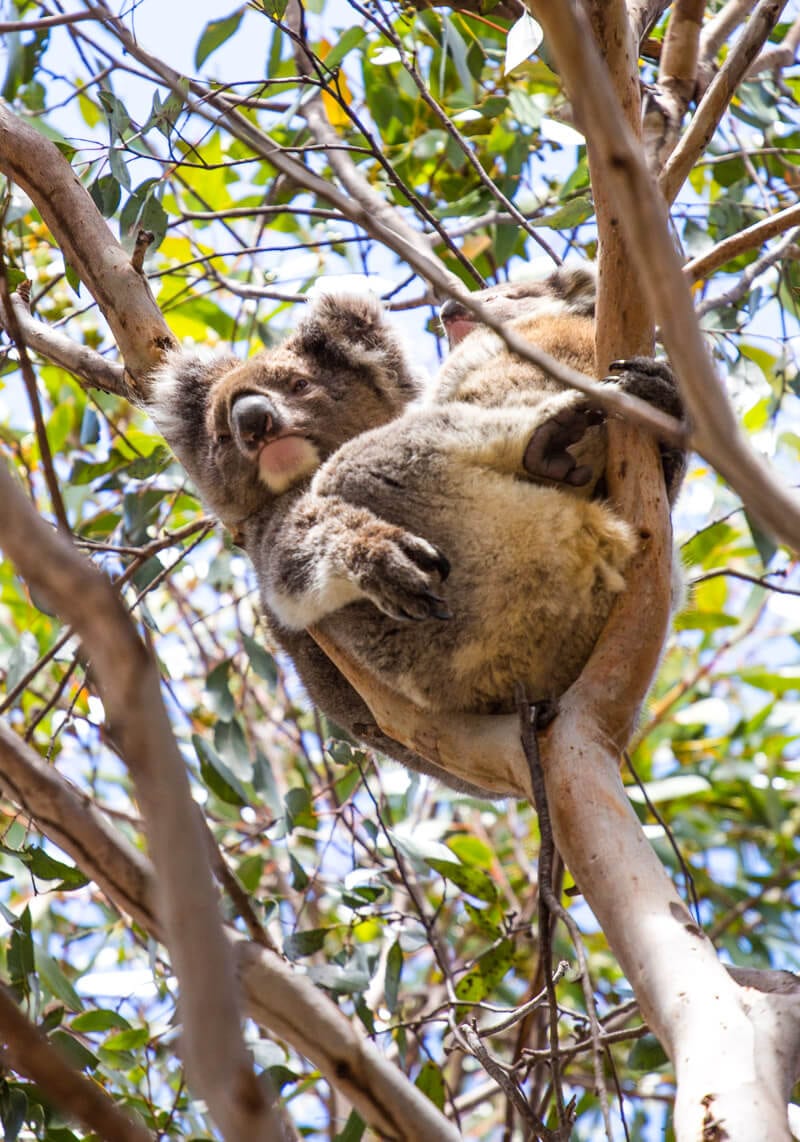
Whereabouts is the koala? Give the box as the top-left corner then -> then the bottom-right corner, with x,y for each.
148,270 -> 684,794
148,295 -> 466,788
434,266 -> 686,501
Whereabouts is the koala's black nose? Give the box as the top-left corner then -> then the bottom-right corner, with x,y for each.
231,393 -> 275,449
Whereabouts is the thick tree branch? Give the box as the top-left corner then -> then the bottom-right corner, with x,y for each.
643,0 -> 703,170
0,465 -> 280,1142
0,712 -> 463,1140
0,983 -> 153,1142
510,4 -> 800,1138
660,0 -> 789,203
748,12 -> 800,72
0,290 -> 129,396
0,720 -> 159,937
627,0 -> 672,43
0,104 -> 175,388
236,941 -> 462,1142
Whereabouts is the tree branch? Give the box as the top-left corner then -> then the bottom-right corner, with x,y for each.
0,104 -> 175,389
694,225 -> 799,317
684,201 -> 800,281
0,464 -> 280,1142
0,983 -> 153,1142
748,11 -> 800,72
660,0 -> 789,203
0,721 -> 463,1140
0,290 -> 130,397
236,941 -> 462,1142
0,720 -> 160,937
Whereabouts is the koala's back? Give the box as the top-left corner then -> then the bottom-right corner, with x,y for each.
432,308 -> 596,408
310,404 -> 635,714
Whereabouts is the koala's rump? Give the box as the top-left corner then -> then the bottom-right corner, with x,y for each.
317,412 -> 637,715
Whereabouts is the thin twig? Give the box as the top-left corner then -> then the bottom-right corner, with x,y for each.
518,693 -> 611,1140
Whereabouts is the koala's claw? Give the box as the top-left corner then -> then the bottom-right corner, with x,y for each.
604,357 -> 683,420
523,406 -> 606,487
359,529 -> 452,623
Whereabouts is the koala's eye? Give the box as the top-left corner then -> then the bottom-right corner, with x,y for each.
290,376 -> 310,394
215,431 -> 232,446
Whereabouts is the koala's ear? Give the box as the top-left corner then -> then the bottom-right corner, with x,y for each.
546,265 -> 596,317
147,348 -> 239,454
293,292 -> 425,402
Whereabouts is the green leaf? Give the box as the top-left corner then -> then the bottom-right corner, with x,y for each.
289,852 -> 308,890
415,1061 -> 446,1110
35,949 -> 84,1012
447,835 -> 494,868
538,196 -> 594,229
454,939 -> 514,1004
243,634 -> 277,683
193,735 -> 248,806
308,961 -> 370,994
283,928 -> 327,960
26,848 -> 88,891
745,511 -> 778,569
385,940 -> 403,1014
195,10 -> 245,69
108,146 -> 131,192
628,1033 -> 669,1072
734,667 -> 800,695
71,1010 -> 131,1033
324,27 -> 366,72
49,1030 -> 99,1072
103,1026 -> 150,1051
441,16 -> 473,95
426,858 -> 497,903
206,659 -> 235,721
6,631 -> 40,693
334,1109 -> 366,1142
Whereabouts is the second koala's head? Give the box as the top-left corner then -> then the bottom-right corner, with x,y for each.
439,264 -> 596,346
147,293 -> 423,531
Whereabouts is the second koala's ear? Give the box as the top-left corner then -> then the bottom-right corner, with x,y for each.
546,265 -> 597,317
293,292 -> 425,401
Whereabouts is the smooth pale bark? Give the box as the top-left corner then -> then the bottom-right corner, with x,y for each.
526,4 -> 800,1138
0,716 -> 463,1141
0,104 -> 174,390
0,466 -> 279,1142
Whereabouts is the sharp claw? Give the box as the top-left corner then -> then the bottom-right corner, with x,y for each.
430,600 -> 452,621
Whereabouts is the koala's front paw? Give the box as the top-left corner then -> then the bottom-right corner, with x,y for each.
358,527 -> 452,622
605,357 -> 686,501
523,405 -> 606,487
605,357 -> 683,421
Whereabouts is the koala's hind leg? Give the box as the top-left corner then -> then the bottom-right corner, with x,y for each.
263,495 -> 451,630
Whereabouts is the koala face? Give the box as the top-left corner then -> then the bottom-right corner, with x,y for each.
148,293 -> 424,531
440,265 -> 597,347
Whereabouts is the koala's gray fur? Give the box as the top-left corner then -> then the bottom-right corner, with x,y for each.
148,268 -> 684,795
